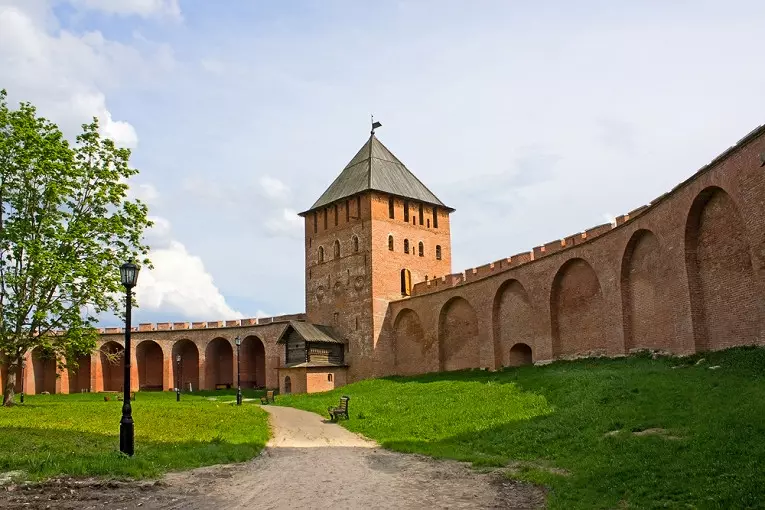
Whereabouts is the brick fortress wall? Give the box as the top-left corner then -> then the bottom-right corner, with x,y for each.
382,125 -> 765,373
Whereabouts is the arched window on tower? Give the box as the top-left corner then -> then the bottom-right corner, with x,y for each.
318,246 -> 324,263
418,203 -> 424,225
313,212 -> 318,233
436,245 -> 442,260
334,204 -> 339,226
400,268 -> 412,296
388,197 -> 395,219
404,239 -> 409,254
388,235 -> 394,251
418,241 -> 424,257
353,236 -> 359,252
433,206 -> 439,228
333,240 -> 340,259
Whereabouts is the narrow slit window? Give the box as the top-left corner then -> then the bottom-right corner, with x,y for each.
427,219 -> 430,228
404,239 -> 409,254
313,212 -> 318,233
418,203 -> 424,225
345,200 -> 350,222
433,206 -> 439,228
353,236 -> 359,252
328,374 -> 333,382
334,204 -> 338,226
388,197 -> 395,219
403,201 -> 409,222
324,208 -> 328,229
388,235 -> 394,251
334,240 -> 340,259
418,241 -> 424,257
400,268 -> 412,296
357,196 -> 361,218
319,246 -> 324,263
436,245 -> 442,260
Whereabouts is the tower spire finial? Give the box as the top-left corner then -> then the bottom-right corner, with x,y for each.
371,114 -> 382,135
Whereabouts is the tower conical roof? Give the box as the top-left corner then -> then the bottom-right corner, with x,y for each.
301,134 -> 453,215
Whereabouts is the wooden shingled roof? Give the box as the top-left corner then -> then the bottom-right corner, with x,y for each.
300,134 -> 453,215
276,321 -> 345,344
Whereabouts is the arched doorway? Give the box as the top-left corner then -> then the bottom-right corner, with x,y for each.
100,342 -> 124,392
68,355 -> 91,393
172,339 -> 200,392
205,338 -> 233,390
136,340 -> 164,391
241,336 -> 266,389
284,376 -> 292,394
492,279 -> 534,368
508,343 -> 533,366
31,347 -> 57,394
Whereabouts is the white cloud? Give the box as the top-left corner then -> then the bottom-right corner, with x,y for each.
264,208 -> 302,238
69,0 -> 182,20
259,176 -> 290,201
138,214 -> 243,320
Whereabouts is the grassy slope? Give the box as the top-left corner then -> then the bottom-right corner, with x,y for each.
0,389 -> 269,480
276,347 -> 765,509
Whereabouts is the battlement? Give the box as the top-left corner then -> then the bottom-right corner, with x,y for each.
97,313 -> 306,335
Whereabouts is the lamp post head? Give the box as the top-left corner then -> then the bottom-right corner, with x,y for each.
120,261 -> 139,288
235,336 -> 241,346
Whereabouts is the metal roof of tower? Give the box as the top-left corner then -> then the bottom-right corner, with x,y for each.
300,133 -> 453,215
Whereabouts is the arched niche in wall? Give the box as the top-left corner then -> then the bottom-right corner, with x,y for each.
492,279 -> 534,368
100,341 -> 124,392
685,186 -> 759,351
31,346 -> 57,394
621,229 -> 675,353
136,340 -> 164,391
393,308 -> 427,375
68,354 -> 91,394
551,258 -> 607,357
205,338 -> 234,390
438,296 -> 480,371
172,339 -> 200,391
241,335 -> 266,388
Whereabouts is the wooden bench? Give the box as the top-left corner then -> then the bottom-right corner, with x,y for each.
215,384 -> 230,390
328,396 -> 350,421
260,390 -> 275,405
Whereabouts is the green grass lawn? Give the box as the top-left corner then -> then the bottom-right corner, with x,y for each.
0,389 -> 269,480
276,347 -> 765,509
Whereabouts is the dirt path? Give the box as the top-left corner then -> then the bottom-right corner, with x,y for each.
1,406 -> 545,509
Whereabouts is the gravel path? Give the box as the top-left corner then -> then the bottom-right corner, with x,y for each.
1,405 -> 545,509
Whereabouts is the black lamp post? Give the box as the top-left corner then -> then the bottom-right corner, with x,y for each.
119,260 -> 139,456
176,354 -> 181,402
235,336 -> 242,406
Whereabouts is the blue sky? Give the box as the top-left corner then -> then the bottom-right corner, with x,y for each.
1,0 -> 764,325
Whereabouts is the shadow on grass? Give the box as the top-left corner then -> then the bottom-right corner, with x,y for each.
279,346 -> 765,509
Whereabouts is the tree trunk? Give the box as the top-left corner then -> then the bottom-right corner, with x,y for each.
3,377 -> 15,406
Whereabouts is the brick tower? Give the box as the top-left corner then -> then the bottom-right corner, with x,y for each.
299,126 -> 454,382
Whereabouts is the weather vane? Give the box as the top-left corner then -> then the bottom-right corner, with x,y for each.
371,114 -> 382,135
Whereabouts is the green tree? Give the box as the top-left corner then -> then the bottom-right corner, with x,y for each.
0,90 -> 152,406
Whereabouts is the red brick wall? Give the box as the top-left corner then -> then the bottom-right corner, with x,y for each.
438,297 -> 480,371
686,187 -> 760,351
393,308 -> 438,375
384,123 -> 765,373
493,280 -> 536,367
551,258 -> 607,357
621,230 -> 676,352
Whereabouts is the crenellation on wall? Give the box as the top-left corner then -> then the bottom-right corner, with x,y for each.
207,321 -> 223,328
174,322 -> 189,330
191,322 -> 206,329
628,205 -> 649,218
138,323 -> 154,332
615,214 -> 629,226
225,320 -> 240,327
156,322 -> 171,331
585,223 -> 613,240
